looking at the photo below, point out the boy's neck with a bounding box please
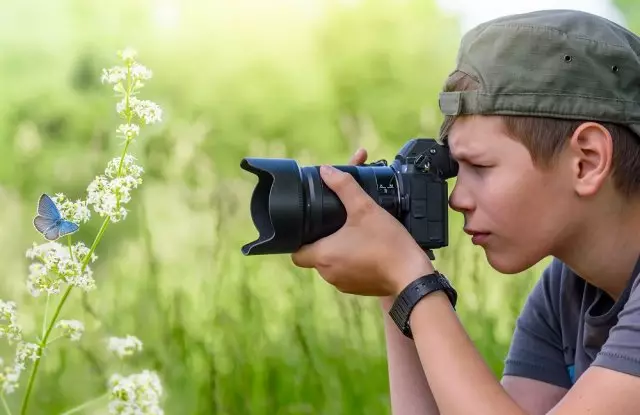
[554,199,640,301]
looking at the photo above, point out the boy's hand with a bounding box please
[291,148,434,297]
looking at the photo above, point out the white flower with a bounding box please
[55,320,84,342]
[0,300,18,326]
[101,66,128,85]
[51,193,91,224]
[67,266,96,292]
[115,97,162,125]
[72,241,98,264]
[87,154,144,223]
[14,342,40,369]
[105,154,144,181]
[26,264,63,297]
[0,359,21,395]
[131,63,153,82]
[119,47,137,61]
[116,98,127,115]
[86,177,127,223]
[116,123,140,140]
[25,242,97,297]
[25,241,66,261]
[0,300,22,343]
[108,335,143,359]
[130,97,162,125]
[108,370,163,415]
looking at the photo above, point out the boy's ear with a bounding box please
[567,122,614,197]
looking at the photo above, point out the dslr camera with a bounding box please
[239,138,459,260]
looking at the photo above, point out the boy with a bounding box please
[291,8,640,415]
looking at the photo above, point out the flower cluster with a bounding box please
[0,302,41,395]
[0,359,21,395]
[15,342,41,368]
[108,370,163,415]
[86,154,144,223]
[108,335,143,359]
[106,335,163,414]
[0,300,22,343]
[55,320,85,342]
[25,240,98,297]
[50,193,91,224]
[101,47,153,95]
[105,48,162,131]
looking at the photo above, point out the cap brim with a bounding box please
[632,124,640,139]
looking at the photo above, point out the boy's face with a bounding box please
[447,115,575,274]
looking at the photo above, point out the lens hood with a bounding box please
[240,158,305,255]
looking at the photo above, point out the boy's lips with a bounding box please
[463,228,491,245]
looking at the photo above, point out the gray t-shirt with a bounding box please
[502,256,640,389]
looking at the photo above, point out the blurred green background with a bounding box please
[0,0,637,414]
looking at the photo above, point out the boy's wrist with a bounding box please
[386,250,436,296]
[379,295,396,312]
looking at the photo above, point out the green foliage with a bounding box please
[615,0,640,32]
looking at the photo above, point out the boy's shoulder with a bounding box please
[538,256,640,322]
[504,256,640,387]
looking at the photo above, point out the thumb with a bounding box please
[320,165,373,216]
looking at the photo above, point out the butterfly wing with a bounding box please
[58,220,80,238]
[36,194,61,222]
[33,215,56,234]
[32,216,61,241]
[43,224,61,241]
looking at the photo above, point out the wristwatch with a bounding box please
[388,271,457,339]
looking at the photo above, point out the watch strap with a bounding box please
[388,272,457,339]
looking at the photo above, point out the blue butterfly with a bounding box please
[33,194,80,241]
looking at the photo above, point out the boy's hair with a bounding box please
[440,70,640,198]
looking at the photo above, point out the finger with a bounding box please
[291,244,317,269]
[348,148,368,165]
[320,165,373,217]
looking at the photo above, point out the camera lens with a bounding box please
[240,158,399,255]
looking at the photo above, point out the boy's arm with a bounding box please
[501,376,568,415]
[396,255,640,415]
[380,296,440,414]
[381,296,569,415]
[381,258,572,414]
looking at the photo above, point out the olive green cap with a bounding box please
[439,9,640,138]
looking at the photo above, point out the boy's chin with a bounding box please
[485,249,543,275]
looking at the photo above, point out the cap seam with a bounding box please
[488,23,631,50]
[472,91,639,105]
[468,109,636,124]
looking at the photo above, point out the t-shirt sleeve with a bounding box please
[592,265,640,377]
[502,258,573,389]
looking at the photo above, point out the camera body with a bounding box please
[383,138,458,259]
[240,138,458,259]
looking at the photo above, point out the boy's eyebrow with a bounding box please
[449,146,483,161]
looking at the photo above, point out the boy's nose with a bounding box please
[448,183,474,214]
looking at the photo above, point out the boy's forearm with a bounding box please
[409,291,526,415]
[380,296,440,415]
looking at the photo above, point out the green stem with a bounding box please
[1,392,12,415]
[20,221,112,415]
[58,392,108,415]
[44,334,64,347]
[41,294,49,340]
[117,64,133,178]
[67,236,73,260]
